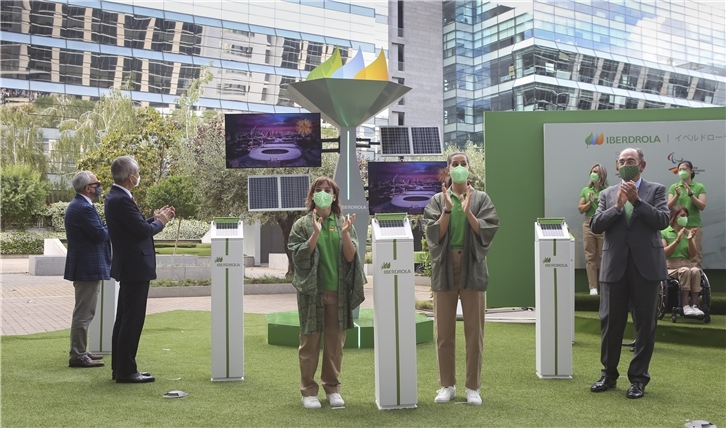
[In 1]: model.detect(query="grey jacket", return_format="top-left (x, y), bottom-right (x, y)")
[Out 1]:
top-left (423, 188), bottom-right (499, 292)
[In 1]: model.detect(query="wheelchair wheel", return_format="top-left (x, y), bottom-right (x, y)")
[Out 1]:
top-left (657, 281), bottom-right (667, 320)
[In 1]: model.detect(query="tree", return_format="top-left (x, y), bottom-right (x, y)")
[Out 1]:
top-left (0, 104), bottom-right (47, 178)
top-left (77, 107), bottom-right (179, 214)
top-left (146, 176), bottom-right (199, 254)
top-left (50, 88), bottom-right (137, 191)
top-left (1, 164), bottom-right (50, 231)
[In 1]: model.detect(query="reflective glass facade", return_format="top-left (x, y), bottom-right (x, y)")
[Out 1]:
top-left (442, 0), bottom-right (726, 147)
top-left (0, 0), bottom-right (387, 113)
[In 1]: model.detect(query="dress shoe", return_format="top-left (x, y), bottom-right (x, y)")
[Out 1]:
top-left (590, 376), bottom-right (617, 392)
top-left (626, 382), bottom-right (645, 399)
top-left (86, 352), bottom-right (103, 360)
top-left (621, 340), bottom-right (636, 347)
top-left (112, 370), bottom-right (150, 380)
top-left (115, 372), bottom-right (155, 384)
top-left (69, 355), bottom-right (105, 368)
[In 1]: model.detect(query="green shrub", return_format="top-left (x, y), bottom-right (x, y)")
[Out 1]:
top-left (154, 218), bottom-right (210, 240)
top-left (41, 201), bottom-right (105, 232)
top-left (0, 165), bottom-right (50, 230)
top-left (0, 232), bottom-right (64, 255)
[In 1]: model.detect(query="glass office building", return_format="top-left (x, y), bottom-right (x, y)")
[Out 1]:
top-left (442, 0), bottom-right (726, 146)
top-left (0, 0), bottom-right (388, 113)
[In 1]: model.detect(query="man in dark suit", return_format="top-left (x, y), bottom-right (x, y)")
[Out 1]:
top-left (589, 147), bottom-right (669, 399)
top-left (105, 156), bottom-right (174, 384)
top-left (64, 171), bottom-right (111, 368)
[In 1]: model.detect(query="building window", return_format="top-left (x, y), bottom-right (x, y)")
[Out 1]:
top-left (598, 59), bottom-right (618, 87)
top-left (61, 6), bottom-right (87, 41)
top-left (261, 87), bottom-right (268, 101)
top-left (179, 22), bottom-right (202, 56)
top-left (619, 63), bottom-right (641, 90)
top-left (226, 44), bottom-right (253, 58)
top-left (60, 49), bottom-right (84, 85)
top-left (30, 2), bottom-right (56, 36)
top-left (151, 19), bottom-right (175, 52)
top-left (693, 78), bottom-right (717, 103)
top-left (668, 73), bottom-right (690, 99)
top-left (578, 55), bottom-right (597, 84)
top-left (125, 15), bottom-right (151, 49)
top-left (281, 38), bottom-right (301, 69)
top-left (397, 111), bottom-right (404, 125)
top-left (28, 45), bottom-right (53, 80)
top-left (90, 53), bottom-right (118, 88)
top-left (305, 42), bottom-right (323, 71)
top-left (92, 9), bottom-right (118, 46)
top-left (277, 76), bottom-right (297, 106)
top-left (643, 69), bottom-right (664, 95)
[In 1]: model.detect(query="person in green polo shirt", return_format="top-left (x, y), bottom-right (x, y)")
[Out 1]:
top-left (662, 205), bottom-right (703, 317)
top-left (423, 152), bottom-right (499, 406)
top-left (288, 176), bottom-right (366, 410)
top-left (667, 161), bottom-right (707, 268)
top-left (577, 164), bottom-right (609, 296)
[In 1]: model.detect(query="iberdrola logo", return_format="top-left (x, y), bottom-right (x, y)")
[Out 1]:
top-left (585, 132), bottom-right (605, 148)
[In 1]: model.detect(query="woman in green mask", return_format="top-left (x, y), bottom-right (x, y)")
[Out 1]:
top-left (287, 176), bottom-right (366, 409)
top-left (662, 205), bottom-right (703, 317)
top-left (423, 152), bottom-right (499, 406)
top-left (667, 161), bottom-right (707, 268)
top-left (577, 164), bottom-right (609, 296)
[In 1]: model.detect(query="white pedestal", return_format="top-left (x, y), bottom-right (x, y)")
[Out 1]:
top-left (211, 220), bottom-right (245, 381)
top-left (88, 279), bottom-right (118, 354)
top-left (372, 216), bottom-right (417, 409)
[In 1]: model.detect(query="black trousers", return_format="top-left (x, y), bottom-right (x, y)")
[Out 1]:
top-left (599, 251), bottom-right (660, 385)
top-left (112, 280), bottom-right (150, 377)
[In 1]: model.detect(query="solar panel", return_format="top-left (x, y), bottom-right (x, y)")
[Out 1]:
top-left (380, 126), bottom-right (411, 155)
top-left (248, 175), bottom-right (309, 212)
top-left (377, 219), bottom-right (408, 236)
top-left (540, 223), bottom-right (566, 237)
top-left (411, 127), bottom-right (443, 155)
top-left (280, 175), bottom-right (310, 210)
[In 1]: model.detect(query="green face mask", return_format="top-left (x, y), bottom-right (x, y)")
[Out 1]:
top-left (313, 191), bottom-right (333, 209)
top-left (677, 216), bottom-right (688, 227)
top-left (678, 170), bottom-right (690, 181)
top-left (618, 165), bottom-right (640, 182)
top-left (590, 172), bottom-right (599, 183)
top-left (450, 166), bottom-right (469, 184)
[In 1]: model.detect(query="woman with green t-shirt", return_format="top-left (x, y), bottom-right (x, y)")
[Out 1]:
top-left (288, 176), bottom-right (366, 410)
top-left (577, 164), bottom-right (608, 296)
top-left (667, 160), bottom-right (707, 268)
top-left (662, 205), bottom-right (703, 317)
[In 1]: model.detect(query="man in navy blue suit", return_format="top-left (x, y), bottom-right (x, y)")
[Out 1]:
top-left (64, 170), bottom-right (111, 368)
top-left (105, 156), bottom-right (174, 384)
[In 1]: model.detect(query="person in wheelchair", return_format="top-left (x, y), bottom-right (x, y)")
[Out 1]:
top-left (661, 205), bottom-right (704, 317)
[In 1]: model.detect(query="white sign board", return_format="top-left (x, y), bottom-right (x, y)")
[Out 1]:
top-left (544, 120), bottom-right (726, 270)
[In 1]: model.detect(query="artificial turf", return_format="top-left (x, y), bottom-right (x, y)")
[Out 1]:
top-left (1, 311), bottom-right (724, 427)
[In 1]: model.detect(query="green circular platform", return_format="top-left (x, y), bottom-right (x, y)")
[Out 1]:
top-left (266, 309), bottom-right (433, 348)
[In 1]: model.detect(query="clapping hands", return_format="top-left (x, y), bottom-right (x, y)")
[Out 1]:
top-left (154, 205), bottom-right (175, 225)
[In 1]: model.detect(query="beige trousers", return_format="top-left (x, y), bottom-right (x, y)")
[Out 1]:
top-left (687, 227), bottom-right (703, 268)
top-left (433, 250), bottom-right (486, 391)
top-left (583, 217), bottom-right (604, 290)
top-left (298, 290), bottom-right (346, 397)
top-left (667, 258), bottom-right (702, 293)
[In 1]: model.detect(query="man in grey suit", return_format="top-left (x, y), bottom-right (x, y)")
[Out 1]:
top-left (589, 147), bottom-right (669, 399)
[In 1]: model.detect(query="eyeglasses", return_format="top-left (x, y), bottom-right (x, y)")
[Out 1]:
top-left (87, 182), bottom-right (101, 188)
top-left (617, 158), bottom-right (639, 166)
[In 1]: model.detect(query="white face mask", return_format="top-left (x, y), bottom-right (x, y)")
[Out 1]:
top-left (133, 174), bottom-right (141, 187)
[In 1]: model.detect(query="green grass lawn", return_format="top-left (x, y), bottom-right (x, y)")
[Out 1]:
top-left (155, 243), bottom-right (211, 256)
top-left (2, 312), bottom-right (724, 427)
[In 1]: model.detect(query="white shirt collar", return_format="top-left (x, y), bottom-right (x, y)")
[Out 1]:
top-left (622, 177), bottom-right (642, 189)
top-left (113, 183), bottom-right (133, 199)
top-left (80, 194), bottom-right (93, 205)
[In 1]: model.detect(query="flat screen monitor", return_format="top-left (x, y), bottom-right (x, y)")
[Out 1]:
top-left (368, 161), bottom-right (447, 215)
top-left (225, 113), bottom-right (322, 168)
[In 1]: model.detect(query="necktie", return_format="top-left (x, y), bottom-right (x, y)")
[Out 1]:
top-left (624, 201), bottom-right (633, 223)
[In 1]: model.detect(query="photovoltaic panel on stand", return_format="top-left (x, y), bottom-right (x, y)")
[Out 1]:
top-left (380, 126), bottom-right (442, 156)
top-left (280, 175), bottom-right (310, 210)
top-left (380, 126), bottom-right (411, 156)
top-left (248, 175), bottom-right (309, 212)
top-left (411, 127), bottom-right (443, 155)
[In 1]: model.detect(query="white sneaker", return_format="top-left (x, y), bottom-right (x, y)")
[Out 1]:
top-left (465, 388), bottom-right (482, 406)
top-left (590, 289), bottom-right (598, 296)
top-left (434, 386), bottom-right (456, 403)
top-left (683, 305), bottom-right (695, 316)
top-left (302, 396), bottom-right (321, 409)
top-left (326, 393), bottom-right (345, 407)
top-left (691, 306), bottom-right (705, 317)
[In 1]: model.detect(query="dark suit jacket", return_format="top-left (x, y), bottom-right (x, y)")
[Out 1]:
top-left (590, 178), bottom-right (669, 282)
top-left (104, 185), bottom-right (165, 282)
top-left (63, 194), bottom-right (111, 281)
